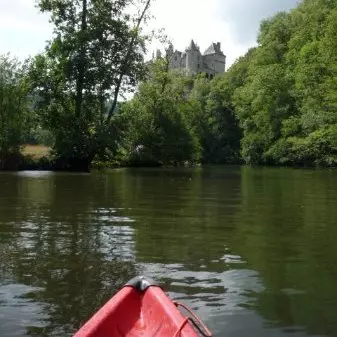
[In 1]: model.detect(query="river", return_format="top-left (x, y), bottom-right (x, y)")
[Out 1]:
top-left (1, 166), bottom-right (337, 337)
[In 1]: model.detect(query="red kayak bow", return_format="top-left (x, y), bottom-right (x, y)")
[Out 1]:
top-left (73, 276), bottom-right (212, 337)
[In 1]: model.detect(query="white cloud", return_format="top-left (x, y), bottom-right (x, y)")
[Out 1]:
top-left (214, 0), bottom-right (299, 45)
top-left (149, 0), bottom-right (298, 66)
top-left (0, 0), bottom-right (52, 58)
top-left (0, 0), bottom-right (298, 65)
top-left (148, 0), bottom-right (245, 66)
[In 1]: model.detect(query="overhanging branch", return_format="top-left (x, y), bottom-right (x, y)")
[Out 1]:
top-left (106, 0), bottom-right (151, 125)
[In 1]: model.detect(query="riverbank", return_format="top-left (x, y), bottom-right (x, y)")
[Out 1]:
top-left (19, 145), bottom-right (54, 170)
top-left (0, 144), bottom-right (335, 172)
top-left (14, 144), bottom-right (195, 171)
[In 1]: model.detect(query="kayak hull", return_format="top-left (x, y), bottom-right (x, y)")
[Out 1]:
top-left (73, 276), bottom-right (208, 337)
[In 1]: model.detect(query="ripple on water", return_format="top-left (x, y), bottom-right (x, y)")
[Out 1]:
top-left (89, 208), bottom-right (136, 261)
top-left (90, 208), bottom-right (117, 215)
top-left (91, 208), bottom-right (135, 223)
top-left (97, 215), bottom-right (135, 223)
top-left (99, 225), bottom-right (136, 261)
top-left (220, 254), bottom-right (246, 264)
top-left (0, 284), bottom-right (48, 337)
top-left (138, 262), bottom-right (312, 337)
top-left (139, 262), bottom-right (265, 312)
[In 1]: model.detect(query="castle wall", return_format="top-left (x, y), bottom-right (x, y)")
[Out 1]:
top-left (166, 41), bottom-right (226, 76)
top-left (181, 54), bottom-right (186, 69)
top-left (186, 50), bottom-right (201, 74)
top-left (203, 54), bottom-right (226, 74)
top-left (169, 51), bottom-right (182, 69)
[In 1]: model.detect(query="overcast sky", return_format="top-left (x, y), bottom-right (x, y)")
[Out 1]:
top-left (0, 0), bottom-right (299, 67)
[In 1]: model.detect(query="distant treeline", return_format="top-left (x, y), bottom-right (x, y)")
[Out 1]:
top-left (0, 0), bottom-right (336, 170)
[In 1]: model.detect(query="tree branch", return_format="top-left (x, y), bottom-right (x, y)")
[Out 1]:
top-left (106, 0), bottom-right (151, 124)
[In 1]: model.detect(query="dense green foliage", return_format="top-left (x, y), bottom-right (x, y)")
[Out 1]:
top-left (117, 59), bottom-right (200, 165)
top-left (0, 55), bottom-right (30, 169)
top-left (1, 0), bottom-right (337, 170)
top-left (29, 0), bottom-right (152, 170)
top-left (228, 0), bottom-right (337, 166)
top-left (118, 0), bottom-right (337, 168)
top-left (117, 58), bottom-right (241, 165)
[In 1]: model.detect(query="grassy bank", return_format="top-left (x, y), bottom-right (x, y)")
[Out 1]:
top-left (21, 145), bottom-right (51, 159)
top-left (19, 144), bottom-right (54, 170)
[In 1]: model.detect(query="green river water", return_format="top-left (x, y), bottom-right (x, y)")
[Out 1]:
top-left (1, 166), bottom-right (337, 336)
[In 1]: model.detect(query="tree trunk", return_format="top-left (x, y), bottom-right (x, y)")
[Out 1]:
top-left (75, 0), bottom-right (87, 118)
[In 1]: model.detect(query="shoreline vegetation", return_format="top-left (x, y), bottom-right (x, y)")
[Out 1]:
top-left (13, 144), bottom-right (329, 172)
top-left (1, 0), bottom-right (337, 172)
top-left (16, 145), bottom-right (202, 171)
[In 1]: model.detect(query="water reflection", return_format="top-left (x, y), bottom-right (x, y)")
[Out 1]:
top-left (1, 167), bottom-right (337, 337)
top-left (235, 167), bottom-right (337, 337)
top-left (0, 172), bottom-right (137, 336)
top-left (0, 284), bottom-right (48, 337)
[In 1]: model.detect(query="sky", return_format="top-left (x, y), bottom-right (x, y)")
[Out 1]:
top-left (0, 0), bottom-right (299, 67)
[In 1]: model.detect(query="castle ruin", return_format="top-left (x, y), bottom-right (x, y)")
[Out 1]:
top-left (165, 40), bottom-right (226, 78)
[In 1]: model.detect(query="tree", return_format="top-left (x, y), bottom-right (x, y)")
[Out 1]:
top-left (233, 12), bottom-right (296, 165)
top-left (118, 58), bottom-right (201, 165)
top-left (189, 74), bottom-right (241, 164)
top-left (30, 0), bottom-right (152, 170)
top-left (228, 0), bottom-right (337, 167)
top-left (278, 0), bottom-right (337, 166)
top-left (0, 55), bottom-right (30, 169)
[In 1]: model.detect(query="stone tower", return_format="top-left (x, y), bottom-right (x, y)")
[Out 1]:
top-left (185, 40), bottom-right (202, 74)
top-left (202, 42), bottom-right (226, 76)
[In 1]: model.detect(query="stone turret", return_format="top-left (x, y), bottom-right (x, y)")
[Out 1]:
top-left (186, 39), bottom-right (201, 74)
top-left (187, 39), bottom-right (198, 51)
top-left (166, 43), bottom-right (174, 58)
top-left (203, 42), bottom-right (226, 75)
